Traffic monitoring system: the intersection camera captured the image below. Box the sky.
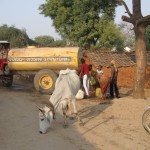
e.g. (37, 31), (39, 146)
(0, 0), (150, 40)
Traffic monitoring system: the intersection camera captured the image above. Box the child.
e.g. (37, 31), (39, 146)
(96, 65), (103, 77)
(96, 65), (103, 87)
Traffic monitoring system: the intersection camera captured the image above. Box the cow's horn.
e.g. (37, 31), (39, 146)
(35, 105), (45, 114)
(35, 105), (41, 109)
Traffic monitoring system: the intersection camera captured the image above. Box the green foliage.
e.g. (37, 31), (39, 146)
(34, 35), (54, 47)
(50, 39), (67, 47)
(0, 25), (30, 48)
(34, 35), (68, 47)
(93, 20), (124, 51)
(146, 25), (150, 51)
(39, 0), (117, 50)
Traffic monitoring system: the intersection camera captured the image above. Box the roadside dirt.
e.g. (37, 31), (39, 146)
(0, 78), (150, 150)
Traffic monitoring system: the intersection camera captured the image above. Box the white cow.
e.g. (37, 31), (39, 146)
(38, 69), (82, 134)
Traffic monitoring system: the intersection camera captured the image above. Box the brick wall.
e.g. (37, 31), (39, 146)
(84, 53), (150, 89)
(101, 66), (150, 89)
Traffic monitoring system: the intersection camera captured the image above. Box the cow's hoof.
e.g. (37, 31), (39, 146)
(39, 131), (43, 134)
(69, 116), (75, 120)
(63, 124), (68, 128)
(79, 121), (84, 126)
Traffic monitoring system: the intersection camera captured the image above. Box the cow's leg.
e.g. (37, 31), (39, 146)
(68, 100), (72, 116)
(63, 113), (68, 128)
(72, 99), (84, 126)
(63, 102), (69, 128)
(67, 100), (74, 120)
(76, 113), (84, 126)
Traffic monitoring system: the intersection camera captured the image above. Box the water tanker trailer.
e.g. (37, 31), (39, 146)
(0, 43), (80, 94)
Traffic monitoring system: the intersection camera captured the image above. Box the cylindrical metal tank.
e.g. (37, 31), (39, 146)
(8, 47), (79, 71)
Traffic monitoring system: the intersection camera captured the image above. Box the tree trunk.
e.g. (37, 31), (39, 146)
(119, 0), (149, 98)
(133, 24), (147, 99)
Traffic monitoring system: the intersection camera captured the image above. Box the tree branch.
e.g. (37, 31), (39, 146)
(142, 15), (150, 25)
(116, 0), (132, 17)
(133, 0), (142, 18)
(135, 15), (150, 27)
(122, 15), (134, 24)
(122, 1), (133, 17)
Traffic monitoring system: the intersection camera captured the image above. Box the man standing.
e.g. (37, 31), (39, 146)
(80, 58), (90, 98)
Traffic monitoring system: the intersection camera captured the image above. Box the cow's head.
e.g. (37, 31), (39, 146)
(37, 106), (54, 134)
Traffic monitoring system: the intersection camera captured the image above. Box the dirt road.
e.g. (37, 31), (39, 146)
(0, 78), (150, 150)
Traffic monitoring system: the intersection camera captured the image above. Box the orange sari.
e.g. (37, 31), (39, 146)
(98, 75), (110, 100)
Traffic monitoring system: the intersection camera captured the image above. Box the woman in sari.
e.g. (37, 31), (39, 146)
(98, 74), (110, 100)
(89, 64), (96, 96)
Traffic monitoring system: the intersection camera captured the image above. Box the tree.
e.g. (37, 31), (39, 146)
(50, 39), (67, 47)
(34, 36), (69, 47)
(0, 25), (30, 48)
(146, 25), (150, 50)
(39, 0), (117, 49)
(117, 0), (150, 98)
(118, 22), (135, 47)
(34, 35), (54, 47)
(95, 19), (124, 51)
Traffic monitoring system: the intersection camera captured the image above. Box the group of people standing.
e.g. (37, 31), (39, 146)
(79, 58), (120, 100)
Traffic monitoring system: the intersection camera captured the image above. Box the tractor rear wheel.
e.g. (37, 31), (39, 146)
(2, 75), (13, 87)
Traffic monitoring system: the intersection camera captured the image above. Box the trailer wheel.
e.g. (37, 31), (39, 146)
(2, 75), (13, 87)
(34, 69), (57, 94)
